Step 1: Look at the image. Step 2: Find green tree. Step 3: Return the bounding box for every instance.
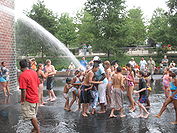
[125,8,146,46]
[27,0,58,35]
[55,13,77,48]
[85,0,127,58]
[147,8,170,45]
[16,0,59,59]
[75,10,96,46]
[166,0,177,46]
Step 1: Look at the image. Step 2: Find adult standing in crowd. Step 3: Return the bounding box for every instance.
[30,58,37,71]
[1,61,11,96]
[80,57,88,69]
[93,56,108,113]
[83,44,87,56]
[68,62,76,76]
[129,58,136,68]
[139,57,147,71]
[88,45,92,55]
[162,55,169,69]
[45,59,57,102]
[147,57,156,79]
[18,59,40,133]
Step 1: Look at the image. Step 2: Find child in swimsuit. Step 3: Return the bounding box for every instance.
[155,69,177,124]
[68,70,82,111]
[162,68,170,99]
[134,71,150,118]
[63,78,73,111]
[126,63,136,112]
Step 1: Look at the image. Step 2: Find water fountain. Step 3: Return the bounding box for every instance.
[1,1,177,133]
[0,2,82,92]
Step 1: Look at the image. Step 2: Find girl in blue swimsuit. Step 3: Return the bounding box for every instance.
[0,62,9,96]
[155,69,177,124]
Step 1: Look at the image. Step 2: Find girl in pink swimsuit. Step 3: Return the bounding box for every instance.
[126,63,136,112]
[162,68,170,99]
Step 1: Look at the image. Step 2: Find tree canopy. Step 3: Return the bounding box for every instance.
[16,0,177,58]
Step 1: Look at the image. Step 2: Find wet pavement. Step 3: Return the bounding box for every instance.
[0,75,177,133]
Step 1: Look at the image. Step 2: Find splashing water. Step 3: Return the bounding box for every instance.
[0,4,82,69]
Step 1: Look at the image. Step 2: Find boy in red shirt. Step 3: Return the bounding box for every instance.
[18,59,40,133]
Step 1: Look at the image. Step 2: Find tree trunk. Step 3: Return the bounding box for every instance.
[107,49,110,60]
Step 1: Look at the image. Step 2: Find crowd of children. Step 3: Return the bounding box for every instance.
[61,56,177,124]
[62,57,154,119]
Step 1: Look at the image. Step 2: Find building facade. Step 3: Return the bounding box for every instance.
[0,0,17,90]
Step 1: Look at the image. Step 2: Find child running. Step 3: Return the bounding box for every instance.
[109,67,126,118]
[134,71,150,118]
[155,68,177,124]
[63,78,73,111]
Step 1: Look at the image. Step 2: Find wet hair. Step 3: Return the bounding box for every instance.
[93,63,99,68]
[169,72,176,78]
[145,72,151,77]
[93,60,101,64]
[74,70,80,75]
[126,63,136,76]
[104,61,110,66]
[111,60,118,66]
[1,61,5,65]
[19,59,30,68]
[36,64,43,72]
[66,77,72,83]
[117,67,122,72]
[139,71,145,77]
[126,63,131,68]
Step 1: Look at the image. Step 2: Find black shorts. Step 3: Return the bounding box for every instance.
[80,85,92,104]
[46,77,54,90]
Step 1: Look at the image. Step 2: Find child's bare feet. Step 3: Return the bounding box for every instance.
[137,114,143,118]
[154,114,161,118]
[143,113,150,118]
[82,113,88,117]
[51,97,57,102]
[120,114,126,118]
[98,111,106,114]
[170,121,177,125]
[109,114,117,118]
[91,110,96,115]
[64,107,68,110]
[31,128,37,133]
[129,107,136,112]
[39,104,45,107]
[145,105,150,108]
[47,98,51,101]
[86,111,91,115]
[8,93,13,96]
[42,102,47,105]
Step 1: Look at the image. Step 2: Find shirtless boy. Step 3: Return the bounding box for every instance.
[63,78,73,111]
[109,67,126,118]
[80,64,102,117]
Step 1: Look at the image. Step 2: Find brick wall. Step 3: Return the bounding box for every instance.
[0,0,17,91]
